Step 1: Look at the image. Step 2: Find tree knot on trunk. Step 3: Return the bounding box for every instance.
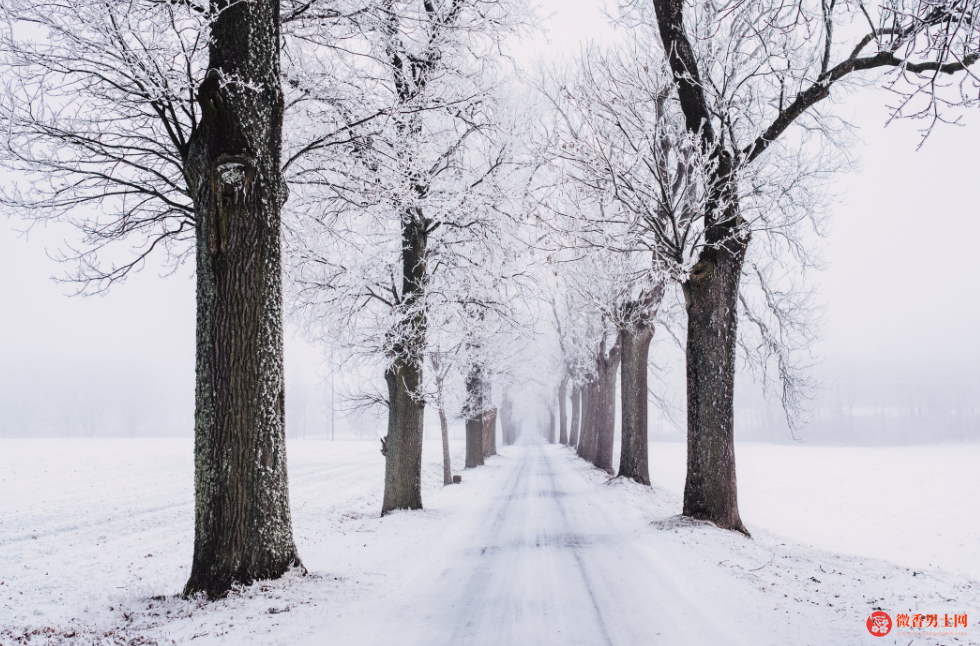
[690,260,715,282]
[197,69,226,122]
[208,154,256,254]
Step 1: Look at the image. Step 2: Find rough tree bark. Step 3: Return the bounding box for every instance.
[594,338,621,474]
[381,205,428,514]
[682,217,749,534]
[379,0,463,516]
[183,0,301,599]
[569,384,581,449]
[618,323,654,485]
[382,350,425,514]
[651,0,749,534]
[558,374,569,445]
[465,364,485,468]
[380,207,428,514]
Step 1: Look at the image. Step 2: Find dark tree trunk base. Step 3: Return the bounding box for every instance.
[465,364,486,468]
[618,325,653,485]
[483,407,498,458]
[381,360,425,515]
[593,339,621,474]
[682,237,750,536]
[184,0,300,600]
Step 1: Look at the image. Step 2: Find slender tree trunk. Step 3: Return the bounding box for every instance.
[483,407,497,458]
[184,0,300,599]
[594,340,621,474]
[586,381,600,463]
[682,225,749,535]
[465,365,485,468]
[569,384,581,448]
[547,407,556,444]
[431,356,452,486]
[501,391,515,445]
[438,405,452,486]
[590,372,606,467]
[558,375,569,445]
[619,324,654,485]
[580,381,599,462]
[576,383,591,458]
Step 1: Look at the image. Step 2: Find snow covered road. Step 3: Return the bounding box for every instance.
[334,438,737,645]
[3,437,978,645]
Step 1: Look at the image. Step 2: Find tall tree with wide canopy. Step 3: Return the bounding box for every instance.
[287,0,534,512]
[540,37,828,497]
[634,0,980,532]
[182,0,302,597]
[0,0,352,597]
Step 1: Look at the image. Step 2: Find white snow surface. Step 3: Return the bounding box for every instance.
[646,442,980,582]
[1,437,977,645]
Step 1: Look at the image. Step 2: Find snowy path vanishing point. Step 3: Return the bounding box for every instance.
[332,438,742,646]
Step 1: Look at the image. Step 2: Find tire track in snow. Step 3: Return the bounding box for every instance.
[334,437,743,646]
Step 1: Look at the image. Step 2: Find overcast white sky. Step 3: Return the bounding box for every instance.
[1,0,977,438]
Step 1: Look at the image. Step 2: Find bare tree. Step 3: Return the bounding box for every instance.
[0,0,337,596]
[624,0,979,532]
[287,0,535,511]
[180,0,303,598]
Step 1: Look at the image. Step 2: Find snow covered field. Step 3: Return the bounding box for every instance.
[646,442,980,582]
[1,437,977,645]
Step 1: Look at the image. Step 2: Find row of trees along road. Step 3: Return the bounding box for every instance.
[535,0,979,535]
[1,0,976,594]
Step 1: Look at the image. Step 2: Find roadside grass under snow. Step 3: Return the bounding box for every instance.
[0,437,977,645]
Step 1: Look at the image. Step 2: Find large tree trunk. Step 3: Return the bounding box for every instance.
[594,339,621,474]
[381,210,428,515]
[682,227,749,535]
[618,324,654,485]
[650,0,749,535]
[558,375,569,445]
[184,0,301,599]
[569,384,581,448]
[465,365,485,468]
[382,358,425,513]
[483,406,497,458]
